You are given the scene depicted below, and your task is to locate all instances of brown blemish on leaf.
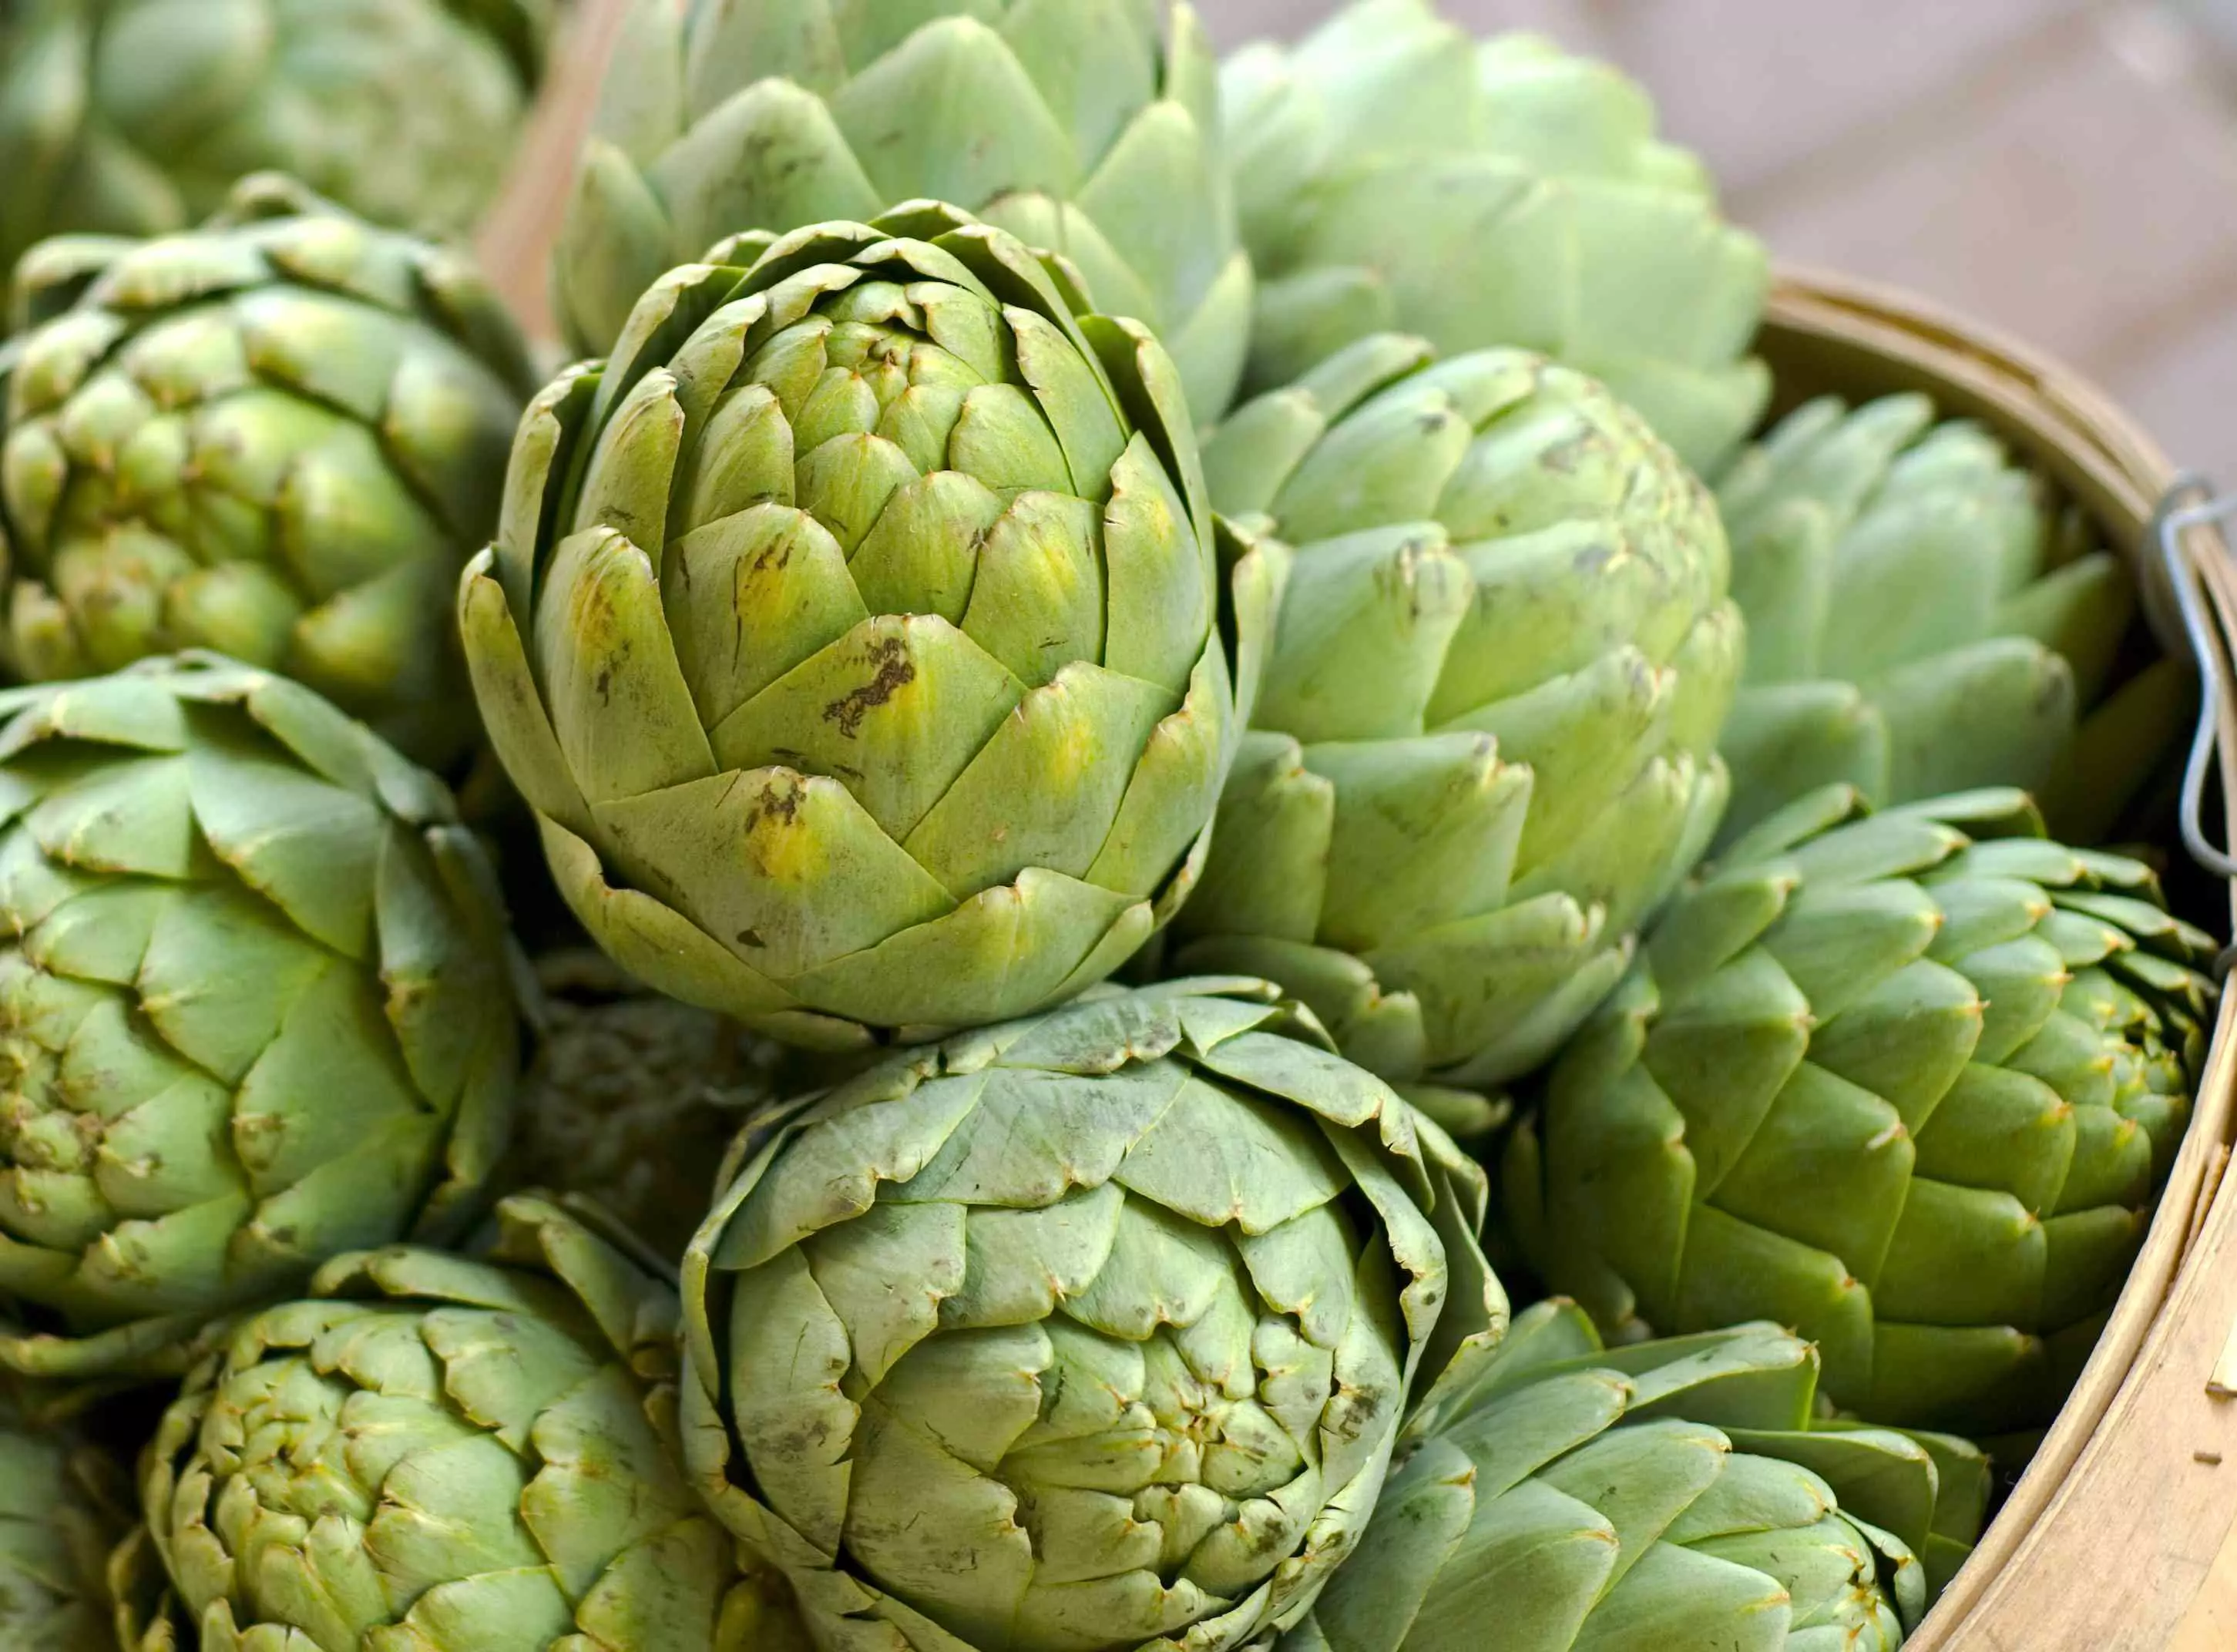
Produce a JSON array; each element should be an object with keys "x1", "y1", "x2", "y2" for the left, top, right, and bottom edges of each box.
[
  {"x1": 824, "y1": 635, "x2": 915, "y2": 738},
  {"x1": 742, "y1": 778, "x2": 804, "y2": 829}
]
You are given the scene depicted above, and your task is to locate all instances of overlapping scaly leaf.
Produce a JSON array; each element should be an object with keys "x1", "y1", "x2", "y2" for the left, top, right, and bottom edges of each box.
[
  {"x1": 1715, "y1": 393, "x2": 2190, "y2": 843},
  {"x1": 555, "y1": 0, "x2": 1251, "y2": 425},
  {"x1": 1285, "y1": 1300, "x2": 1990, "y2": 1651},
  {"x1": 1170, "y1": 334, "x2": 1737, "y2": 1093},
  {"x1": 1506, "y1": 787, "x2": 2219, "y2": 1442},
  {"x1": 463, "y1": 203, "x2": 1272, "y2": 1050},
  {"x1": 132, "y1": 1194, "x2": 778, "y2": 1650},
  {"x1": 682, "y1": 977, "x2": 1507, "y2": 1652},
  {"x1": 0, "y1": 173, "x2": 537, "y2": 768},
  {"x1": 1224, "y1": 0, "x2": 1767, "y2": 469},
  {"x1": 0, "y1": 653, "x2": 525, "y2": 1379},
  {"x1": 0, "y1": 1383, "x2": 130, "y2": 1648}
]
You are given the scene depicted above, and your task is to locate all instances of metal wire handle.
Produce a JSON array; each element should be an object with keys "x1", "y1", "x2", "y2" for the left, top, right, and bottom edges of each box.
[{"x1": 2155, "y1": 474, "x2": 2237, "y2": 881}]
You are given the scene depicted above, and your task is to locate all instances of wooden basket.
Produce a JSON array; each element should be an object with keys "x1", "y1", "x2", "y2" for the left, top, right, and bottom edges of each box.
[
  {"x1": 470, "y1": 30, "x2": 2237, "y2": 1629},
  {"x1": 1765, "y1": 270, "x2": 2237, "y2": 1650}
]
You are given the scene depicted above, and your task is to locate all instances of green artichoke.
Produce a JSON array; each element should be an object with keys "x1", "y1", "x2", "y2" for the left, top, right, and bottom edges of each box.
[
  {"x1": 1505, "y1": 785, "x2": 2219, "y2": 1440},
  {"x1": 462, "y1": 204, "x2": 1270, "y2": 1051},
  {"x1": 555, "y1": 0, "x2": 1251, "y2": 426},
  {"x1": 513, "y1": 949, "x2": 782, "y2": 1261},
  {"x1": 1286, "y1": 1299, "x2": 1991, "y2": 1652},
  {"x1": 133, "y1": 1192, "x2": 774, "y2": 1650},
  {"x1": 1715, "y1": 393, "x2": 2191, "y2": 844},
  {"x1": 0, "y1": 1385, "x2": 132, "y2": 1647},
  {"x1": 681, "y1": 976, "x2": 1507, "y2": 1652},
  {"x1": 1168, "y1": 334, "x2": 1738, "y2": 1093},
  {"x1": 1222, "y1": 0, "x2": 1768, "y2": 472},
  {"x1": 0, "y1": 173, "x2": 537, "y2": 770},
  {"x1": 0, "y1": 654, "x2": 525, "y2": 1381},
  {"x1": 0, "y1": 0, "x2": 549, "y2": 276}
]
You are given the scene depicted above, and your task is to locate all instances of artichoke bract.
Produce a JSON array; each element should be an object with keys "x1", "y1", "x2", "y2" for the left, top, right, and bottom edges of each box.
[
  {"x1": 0, "y1": 174, "x2": 538, "y2": 771},
  {"x1": 0, "y1": 655, "x2": 524, "y2": 1380},
  {"x1": 513, "y1": 949, "x2": 783, "y2": 1261},
  {"x1": 1716, "y1": 392, "x2": 2190, "y2": 844},
  {"x1": 681, "y1": 978, "x2": 1507, "y2": 1652},
  {"x1": 1223, "y1": 0, "x2": 1768, "y2": 471},
  {"x1": 1285, "y1": 1300, "x2": 1990, "y2": 1652},
  {"x1": 0, "y1": 0, "x2": 549, "y2": 273},
  {"x1": 1506, "y1": 786, "x2": 2219, "y2": 1440},
  {"x1": 0, "y1": 1386, "x2": 132, "y2": 1648},
  {"x1": 462, "y1": 205, "x2": 1269, "y2": 1051},
  {"x1": 1170, "y1": 334, "x2": 1738, "y2": 1093},
  {"x1": 556, "y1": 0, "x2": 1251, "y2": 426},
  {"x1": 134, "y1": 1194, "x2": 774, "y2": 1651}
]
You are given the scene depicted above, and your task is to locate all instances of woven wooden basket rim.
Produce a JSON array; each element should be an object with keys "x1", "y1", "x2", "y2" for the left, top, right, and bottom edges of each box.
[{"x1": 1766, "y1": 266, "x2": 2237, "y2": 1648}]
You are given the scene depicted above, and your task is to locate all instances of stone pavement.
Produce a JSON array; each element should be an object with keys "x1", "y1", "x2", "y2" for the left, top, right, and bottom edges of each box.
[{"x1": 1212, "y1": 0, "x2": 2237, "y2": 485}]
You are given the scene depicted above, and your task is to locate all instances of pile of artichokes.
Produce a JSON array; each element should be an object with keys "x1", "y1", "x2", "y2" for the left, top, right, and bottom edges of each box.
[{"x1": 0, "y1": 2, "x2": 2212, "y2": 1649}]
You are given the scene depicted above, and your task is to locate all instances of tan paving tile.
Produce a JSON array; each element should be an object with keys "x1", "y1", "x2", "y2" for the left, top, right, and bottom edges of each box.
[
  {"x1": 1592, "y1": 0, "x2": 2084, "y2": 192},
  {"x1": 1741, "y1": 12, "x2": 2237, "y2": 374},
  {"x1": 2106, "y1": 296, "x2": 2237, "y2": 484},
  {"x1": 1207, "y1": 0, "x2": 2070, "y2": 194}
]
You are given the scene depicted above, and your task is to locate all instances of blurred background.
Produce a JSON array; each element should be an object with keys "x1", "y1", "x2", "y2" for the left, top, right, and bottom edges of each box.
[{"x1": 1212, "y1": 0, "x2": 2237, "y2": 482}]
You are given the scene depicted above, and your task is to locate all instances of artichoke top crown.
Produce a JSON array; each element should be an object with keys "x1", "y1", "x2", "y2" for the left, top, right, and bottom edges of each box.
[
  {"x1": 0, "y1": 173, "x2": 537, "y2": 767},
  {"x1": 1226, "y1": 6, "x2": 1711, "y2": 256},
  {"x1": 0, "y1": 653, "x2": 527, "y2": 1381},
  {"x1": 465, "y1": 203, "x2": 1270, "y2": 1049},
  {"x1": 133, "y1": 1192, "x2": 769, "y2": 1650},
  {"x1": 1709, "y1": 391, "x2": 2186, "y2": 844},
  {"x1": 559, "y1": 0, "x2": 1251, "y2": 423},
  {"x1": 680, "y1": 977, "x2": 1506, "y2": 1652},
  {"x1": 1507, "y1": 784, "x2": 2220, "y2": 1437},
  {"x1": 1218, "y1": 0, "x2": 1768, "y2": 470},
  {"x1": 5, "y1": 170, "x2": 537, "y2": 356},
  {"x1": 1171, "y1": 333, "x2": 1738, "y2": 1090},
  {"x1": 1288, "y1": 1298, "x2": 1990, "y2": 1652}
]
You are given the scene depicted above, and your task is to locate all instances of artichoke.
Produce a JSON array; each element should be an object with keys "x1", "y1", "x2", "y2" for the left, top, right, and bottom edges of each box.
[
  {"x1": 555, "y1": 0, "x2": 1251, "y2": 427},
  {"x1": 1715, "y1": 392, "x2": 2191, "y2": 844},
  {"x1": 133, "y1": 1193, "x2": 777, "y2": 1650},
  {"x1": 1222, "y1": 0, "x2": 1768, "y2": 472},
  {"x1": 1285, "y1": 1299, "x2": 1990, "y2": 1652},
  {"x1": 681, "y1": 976, "x2": 1507, "y2": 1652},
  {"x1": 1505, "y1": 785, "x2": 2219, "y2": 1440},
  {"x1": 462, "y1": 204, "x2": 1270, "y2": 1051},
  {"x1": 0, "y1": 0, "x2": 549, "y2": 274},
  {"x1": 1168, "y1": 334, "x2": 1738, "y2": 1093},
  {"x1": 0, "y1": 654, "x2": 525, "y2": 1380},
  {"x1": 513, "y1": 949, "x2": 783, "y2": 1261},
  {"x1": 0, "y1": 1385, "x2": 132, "y2": 1648},
  {"x1": 0, "y1": 174, "x2": 538, "y2": 770}
]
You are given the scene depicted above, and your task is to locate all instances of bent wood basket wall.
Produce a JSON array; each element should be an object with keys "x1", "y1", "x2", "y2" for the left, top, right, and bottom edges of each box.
[{"x1": 1765, "y1": 270, "x2": 2237, "y2": 1652}]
